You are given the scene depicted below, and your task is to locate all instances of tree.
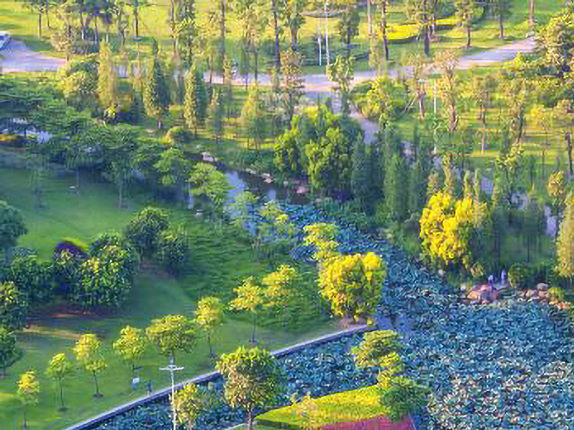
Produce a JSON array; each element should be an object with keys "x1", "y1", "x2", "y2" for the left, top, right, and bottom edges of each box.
[
  {"x1": 154, "y1": 147, "x2": 190, "y2": 204},
  {"x1": 351, "y1": 137, "x2": 370, "y2": 211},
  {"x1": 404, "y1": 0, "x2": 432, "y2": 56},
  {"x1": 97, "y1": 41, "x2": 119, "y2": 121},
  {"x1": 318, "y1": 252, "x2": 386, "y2": 322},
  {"x1": 188, "y1": 163, "x2": 231, "y2": 218},
  {"x1": 527, "y1": 104, "x2": 553, "y2": 178},
  {"x1": 553, "y1": 99, "x2": 574, "y2": 177},
  {"x1": 124, "y1": 207, "x2": 170, "y2": 257},
  {"x1": 524, "y1": 190, "x2": 545, "y2": 263},
  {"x1": 468, "y1": 74, "x2": 496, "y2": 154},
  {"x1": 143, "y1": 56, "x2": 171, "y2": 129},
  {"x1": 216, "y1": 346, "x2": 281, "y2": 430},
  {"x1": 194, "y1": 296, "x2": 224, "y2": 358},
  {"x1": 146, "y1": 315, "x2": 197, "y2": 364},
  {"x1": 547, "y1": 171, "x2": 569, "y2": 233},
  {"x1": 174, "y1": 0, "x2": 196, "y2": 67},
  {"x1": 74, "y1": 334, "x2": 106, "y2": 397},
  {"x1": 262, "y1": 265, "x2": 300, "y2": 325},
  {"x1": 207, "y1": 89, "x2": 225, "y2": 143},
  {"x1": 556, "y1": 195, "x2": 574, "y2": 284},
  {"x1": 229, "y1": 191, "x2": 258, "y2": 231},
  {"x1": 539, "y1": 11, "x2": 574, "y2": 76},
  {"x1": 282, "y1": 0, "x2": 307, "y2": 51},
  {"x1": 409, "y1": 158, "x2": 427, "y2": 215},
  {"x1": 0, "y1": 201, "x2": 27, "y2": 263},
  {"x1": 327, "y1": 55, "x2": 354, "y2": 115},
  {"x1": 420, "y1": 191, "x2": 484, "y2": 269},
  {"x1": 435, "y1": 51, "x2": 459, "y2": 132},
  {"x1": 281, "y1": 49, "x2": 304, "y2": 127},
  {"x1": 184, "y1": 67, "x2": 208, "y2": 136},
  {"x1": 336, "y1": 0, "x2": 360, "y2": 57},
  {"x1": 45, "y1": 353, "x2": 74, "y2": 411},
  {"x1": 352, "y1": 330, "x2": 402, "y2": 371},
  {"x1": 156, "y1": 230, "x2": 190, "y2": 277},
  {"x1": 455, "y1": 0, "x2": 475, "y2": 49},
  {"x1": 377, "y1": 374, "x2": 429, "y2": 422},
  {"x1": 0, "y1": 327, "x2": 20, "y2": 378},
  {"x1": 365, "y1": 78, "x2": 407, "y2": 130},
  {"x1": 173, "y1": 383, "x2": 204, "y2": 430},
  {"x1": 113, "y1": 326, "x2": 147, "y2": 375},
  {"x1": 17, "y1": 371, "x2": 40, "y2": 430},
  {"x1": 0, "y1": 282, "x2": 27, "y2": 331},
  {"x1": 128, "y1": 0, "x2": 149, "y2": 37},
  {"x1": 492, "y1": 0, "x2": 512, "y2": 39},
  {"x1": 385, "y1": 153, "x2": 409, "y2": 222},
  {"x1": 303, "y1": 223, "x2": 340, "y2": 263},
  {"x1": 230, "y1": 277, "x2": 264, "y2": 343},
  {"x1": 240, "y1": 86, "x2": 267, "y2": 149}
]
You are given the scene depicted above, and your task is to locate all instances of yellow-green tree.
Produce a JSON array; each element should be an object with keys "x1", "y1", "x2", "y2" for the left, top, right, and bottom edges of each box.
[
  {"x1": 303, "y1": 223, "x2": 340, "y2": 263},
  {"x1": 45, "y1": 353, "x2": 74, "y2": 411},
  {"x1": 318, "y1": 252, "x2": 386, "y2": 322},
  {"x1": 173, "y1": 383, "x2": 204, "y2": 430},
  {"x1": 556, "y1": 195, "x2": 574, "y2": 284},
  {"x1": 146, "y1": 315, "x2": 197, "y2": 365},
  {"x1": 194, "y1": 296, "x2": 225, "y2": 358},
  {"x1": 74, "y1": 334, "x2": 107, "y2": 397},
  {"x1": 17, "y1": 370, "x2": 40, "y2": 430},
  {"x1": 419, "y1": 191, "x2": 482, "y2": 269},
  {"x1": 263, "y1": 265, "x2": 301, "y2": 327},
  {"x1": 113, "y1": 326, "x2": 147, "y2": 374},
  {"x1": 230, "y1": 277, "x2": 265, "y2": 344},
  {"x1": 352, "y1": 330, "x2": 403, "y2": 374}
]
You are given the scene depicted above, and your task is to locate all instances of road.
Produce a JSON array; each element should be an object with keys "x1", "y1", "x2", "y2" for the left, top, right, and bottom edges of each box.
[{"x1": 0, "y1": 39, "x2": 65, "y2": 73}]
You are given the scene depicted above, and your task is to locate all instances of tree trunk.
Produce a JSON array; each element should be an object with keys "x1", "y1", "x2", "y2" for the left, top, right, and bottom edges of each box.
[
  {"x1": 22, "y1": 406, "x2": 27, "y2": 430},
  {"x1": 59, "y1": 379, "x2": 66, "y2": 410},
  {"x1": 207, "y1": 332, "x2": 215, "y2": 358},
  {"x1": 134, "y1": 0, "x2": 140, "y2": 38},
  {"x1": 251, "y1": 312, "x2": 257, "y2": 344},
  {"x1": 79, "y1": 12, "x2": 86, "y2": 40},
  {"x1": 499, "y1": 13, "x2": 504, "y2": 39},
  {"x1": 93, "y1": 371, "x2": 102, "y2": 397},
  {"x1": 46, "y1": 0, "x2": 51, "y2": 28},
  {"x1": 381, "y1": 2, "x2": 389, "y2": 62},
  {"x1": 290, "y1": 26, "x2": 298, "y2": 52},
  {"x1": 247, "y1": 409, "x2": 254, "y2": 430},
  {"x1": 466, "y1": 25, "x2": 471, "y2": 49},
  {"x1": 423, "y1": 25, "x2": 431, "y2": 56},
  {"x1": 529, "y1": 0, "x2": 535, "y2": 26},
  {"x1": 38, "y1": 12, "x2": 42, "y2": 38},
  {"x1": 347, "y1": 21, "x2": 352, "y2": 58},
  {"x1": 219, "y1": 0, "x2": 226, "y2": 69},
  {"x1": 566, "y1": 130, "x2": 573, "y2": 177},
  {"x1": 367, "y1": 0, "x2": 372, "y2": 37},
  {"x1": 418, "y1": 93, "x2": 425, "y2": 119},
  {"x1": 271, "y1": 0, "x2": 281, "y2": 72}
]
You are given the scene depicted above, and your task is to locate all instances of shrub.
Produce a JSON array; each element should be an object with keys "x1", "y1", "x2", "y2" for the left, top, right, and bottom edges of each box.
[
  {"x1": 124, "y1": 207, "x2": 170, "y2": 258},
  {"x1": 54, "y1": 237, "x2": 89, "y2": 258},
  {"x1": 156, "y1": 230, "x2": 190, "y2": 277},
  {"x1": 377, "y1": 375, "x2": 429, "y2": 422},
  {"x1": 52, "y1": 249, "x2": 84, "y2": 297},
  {"x1": 8, "y1": 255, "x2": 54, "y2": 305},
  {"x1": 508, "y1": 263, "x2": 531, "y2": 290}
]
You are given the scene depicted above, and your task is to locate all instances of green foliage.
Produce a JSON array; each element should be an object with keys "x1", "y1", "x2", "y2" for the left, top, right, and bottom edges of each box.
[
  {"x1": 45, "y1": 353, "x2": 74, "y2": 409},
  {"x1": 173, "y1": 383, "x2": 204, "y2": 430},
  {"x1": 188, "y1": 163, "x2": 231, "y2": 217},
  {"x1": 318, "y1": 253, "x2": 386, "y2": 322},
  {"x1": 303, "y1": 223, "x2": 340, "y2": 262},
  {"x1": 0, "y1": 281, "x2": 27, "y2": 331},
  {"x1": 73, "y1": 334, "x2": 106, "y2": 397},
  {"x1": 508, "y1": 263, "x2": 531, "y2": 289},
  {"x1": 0, "y1": 327, "x2": 21, "y2": 376},
  {"x1": 363, "y1": 78, "x2": 408, "y2": 129},
  {"x1": 207, "y1": 89, "x2": 225, "y2": 143},
  {"x1": 194, "y1": 296, "x2": 225, "y2": 357},
  {"x1": 384, "y1": 154, "x2": 408, "y2": 222},
  {"x1": 216, "y1": 346, "x2": 281, "y2": 429},
  {"x1": 17, "y1": 370, "x2": 40, "y2": 406},
  {"x1": 156, "y1": 230, "x2": 190, "y2": 277},
  {"x1": 539, "y1": 10, "x2": 574, "y2": 75},
  {"x1": 124, "y1": 207, "x2": 170, "y2": 257},
  {"x1": 8, "y1": 255, "x2": 53, "y2": 305},
  {"x1": 113, "y1": 326, "x2": 147, "y2": 372},
  {"x1": 230, "y1": 276, "x2": 264, "y2": 342},
  {"x1": 0, "y1": 200, "x2": 27, "y2": 261},
  {"x1": 97, "y1": 41, "x2": 119, "y2": 120},
  {"x1": 239, "y1": 86, "x2": 267, "y2": 149},
  {"x1": 184, "y1": 67, "x2": 208, "y2": 135},
  {"x1": 146, "y1": 314, "x2": 197, "y2": 362},
  {"x1": 143, "y1": 56, "x2": 171, "y2": 126},
  {"x1": 556, "y1": 196, "x2": 574, "y2": 280},
  {"x1": 352, "y1": 330, "x2": 402, "y2": 370},
  {"x1": 377, "y1": 374, "x2": 429, "y2": 422}
]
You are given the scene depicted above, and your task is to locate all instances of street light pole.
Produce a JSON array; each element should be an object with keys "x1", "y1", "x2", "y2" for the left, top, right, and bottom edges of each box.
[{"x1": 160, "y1": 357, "x2": 184, "y2": 430}]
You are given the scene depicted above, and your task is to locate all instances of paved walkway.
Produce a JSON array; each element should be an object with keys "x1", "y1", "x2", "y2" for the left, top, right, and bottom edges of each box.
[{"x1": 0, "y1": 40, "x2": 65, "y2": 73}]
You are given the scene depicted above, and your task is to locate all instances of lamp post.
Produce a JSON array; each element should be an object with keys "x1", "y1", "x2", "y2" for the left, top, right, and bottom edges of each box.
[{"x1": 160, "y1": 358, "x2": 184, "y2": 430}]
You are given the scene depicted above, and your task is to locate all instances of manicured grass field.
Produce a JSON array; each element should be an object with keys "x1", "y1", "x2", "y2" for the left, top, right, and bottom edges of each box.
[
  {"x1": 258, "y1": 385, "x2": 384, "y2": 428},
  {"x1": 0, "y1": 165, "x2": 335, "y2": 430},
  {"x1": 0, "y1": 0, "x2": 564, "y2": 71}
]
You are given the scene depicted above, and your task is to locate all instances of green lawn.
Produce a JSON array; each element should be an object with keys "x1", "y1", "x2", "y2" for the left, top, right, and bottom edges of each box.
[
  {"x1": 258, "y1": 385, "x2": 384, "y2": 428},
  {"x1": 0, "y1": 0, "x2": 564, "y2": 71},
  {"x1": 0, "y1": 165, "x2": 335, "y2": 430}
]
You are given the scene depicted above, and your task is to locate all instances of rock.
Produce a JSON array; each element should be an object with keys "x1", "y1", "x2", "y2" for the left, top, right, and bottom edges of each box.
[
  {"x1": 537, "y1": 283, "x2": 550, "y2": 291},
  {"x1": 526, "y1": 289, "x2": 538, "y2": 299}
]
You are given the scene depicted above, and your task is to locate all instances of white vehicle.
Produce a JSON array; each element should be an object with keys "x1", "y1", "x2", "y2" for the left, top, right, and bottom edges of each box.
[{"x1": 0, "y1": 31, "x2": 11, "y2": 50}]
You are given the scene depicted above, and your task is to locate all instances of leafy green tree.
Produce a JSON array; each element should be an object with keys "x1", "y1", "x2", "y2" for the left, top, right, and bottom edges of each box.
[
  {"x1": 274, "y1": 128, "x2": 304, "y2": 178},
  {"x1": 97, "y1": 41, "x2": 119, "y2": 121},
  {"x1": 17, "y1": 371, "x2": 40, "y2": 430},
  {"x1": 539, "y1": 10, "x2": 574, "y2": 75},
  {"x1": 352, "y1": 330, "x2": 403, "y2": 374},
  {"x1": 74, "y1": 334, "x2": 106, "y2": 397},
  {"x1": 455, "y1": 0, "x2": 475, "y2": 49},
  {"x1": 0, "y1": 282, "x2": 27, "y2": 331},
  {"x1": 207, "y1": 89, "x2": 225, "y2": 143},
  {"x1": 240, "y1": 86, "x2": 267, "y2": 149},
  {"x1": 0, "y1": 327, "x2": 21, "y2": 378},
  {"x1": 0, "y1": 201, "x2": 27, "y2": 264},
  {"x1": 351, "y1": 137, "x2": 370, "y2": 211},
  {"x1": 262, "y1": 265, "x2": 300, "y2": 326},
  {"x1": 45, "y1": 353, "x2": 74, "y2": 411},
  {"x1": 528, "y1": 104, "x2": 553, "y2": 178},
  {"x1": 229, "y1": 191, "x2": 258, "y2": 231},
  {"x1": 468, "y1": 74, "x2": 496, "y2": 153},
  {"x1": 492, "y1": 0, "x2": 512, "y2": 39},
  {"x1": 336, "y1": 0, "x2": 360, "y2": 57},
  {"x1": 365, "y1": 78, "x2": 407, "y2": 130},
  {"x1": 173, "y1": 383, "x2": 204, "y2": 430},
  {"x1": 124, "y1": 207, "x2": 170, "y2": 257},
  {"x1": 553, "y1": 100, "x2": 574, "y2": 177},
  {"x1": 194, "y1": 296, "x2": 224, "y2": 358},
  {"x1": 9, "y1": 255, "x2": 53, "y2": 305},
  {"x1": 377, "y1": 0, "x2": 391, "y2": 61},
  {"x1": 156, "y1": 230, "x2": 190, "y2": 277},
  {"x1": 282, "y1": 0, "x2": 307, "y2": 51},
  {"x1": 230, "y1": 277, "x2": 264, "y2": 343},
  {"x1": 188, "y1": 163, "x2": 231, "y2": 218},
  {"x1": 435, "y1": 50, "x2": 459, "y2": 132},
  {"x1": 547, "y1": 171, "x2": 569, "y2": 232},
  {"x1": 327, "y1": 55, "x2": 354, "y2": 115},
  {"x1": 216, "y1": 346, "x2": 281, "y2": 430},
  {"x1": 146, "y1": 315, "x2": 197, "y2": 364},
  {"x1": 113, "y1": 326, "x2": 147, "y2": 374},
  {"x1": 556, "y1": 195, "x2": 574, "y2": 284},
  {"x1": 154, "y1": 147, "x2": 190, "y2": 204},
  {"x1": 404, "y1": 0, "x2": 432, "y2": 56},
  {"x1": 385, "y1": 153, "x2": 409, "y2": 222},
  {"x1": 143, "y1": 56, "x2": 171, "y2": 129},
  {"x1": 318, "y1": 252, "x2": 386, "y2": 322},
  {"x1": 184, "y1": 67, "x2": 208, "y2": 136},
  {"x1": 303, "y1": 223, "x2": 340, "y2": 263},
  {"x1": 281, "y1": 49, "x2": 304, "y2": 127},
  {"x1": 377, "y1": 374, "x2": 429, "y2": 422},
  {"x1": 409, "y1": 158, "x2": 427, "y2": 215},
  {"x1": 174, "y1": 0, "x2": 196, "y2": 67},
  {"x1": 524, "y1": 190, "x2": 545, "y2": 263}
]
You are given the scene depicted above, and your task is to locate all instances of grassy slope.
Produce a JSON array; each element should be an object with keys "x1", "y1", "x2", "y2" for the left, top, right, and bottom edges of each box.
[
  {"x1": 0, "y1": 166, "x2": 335, "y2": 430},
  {"x1": 259, "y1": 386, "x2": 384, "y2": 427}
]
